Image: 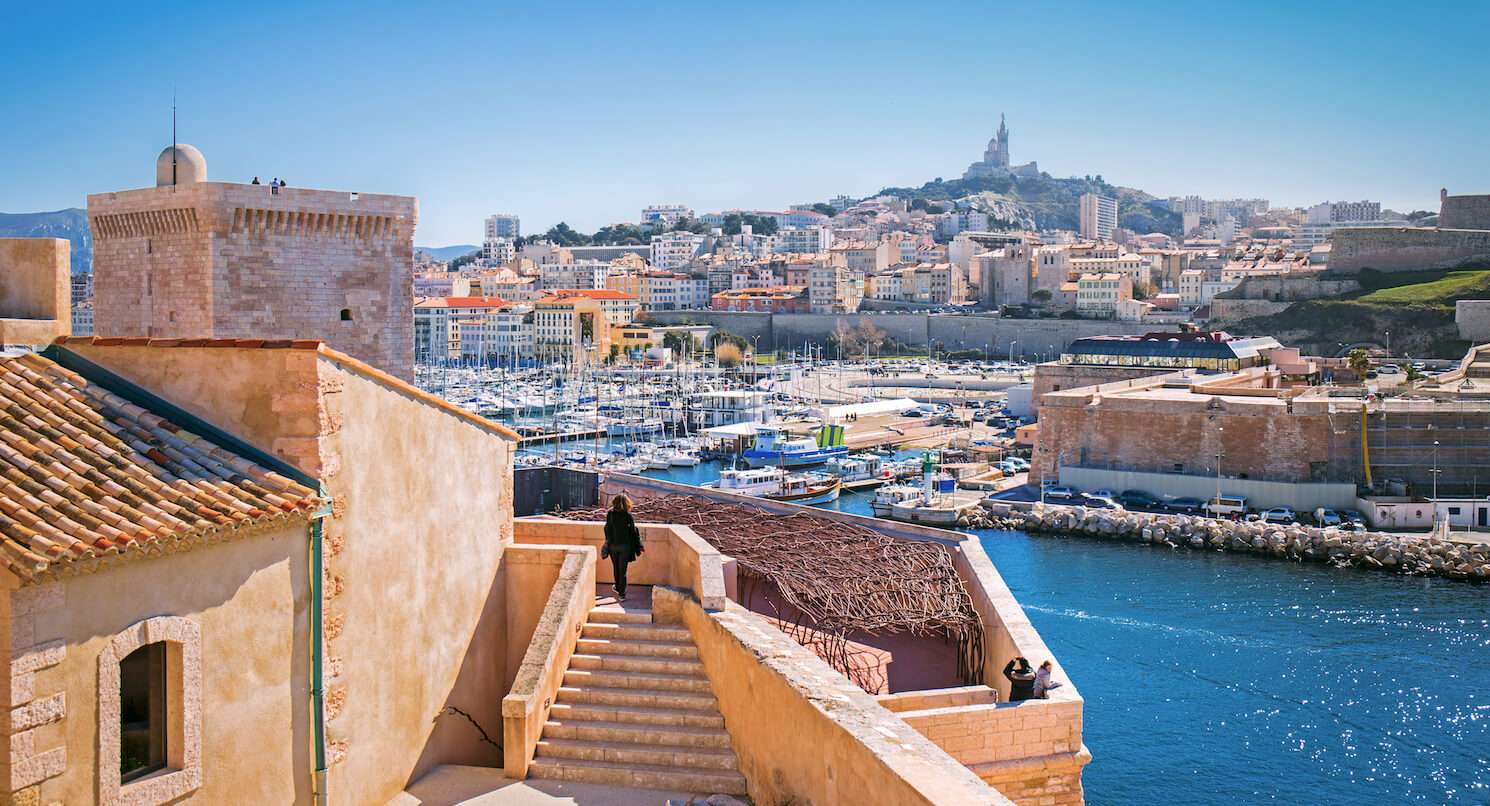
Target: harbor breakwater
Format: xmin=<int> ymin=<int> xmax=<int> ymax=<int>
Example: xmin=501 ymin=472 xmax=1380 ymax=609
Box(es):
xmin=967 ymin=502 xmax=1490 ymax=583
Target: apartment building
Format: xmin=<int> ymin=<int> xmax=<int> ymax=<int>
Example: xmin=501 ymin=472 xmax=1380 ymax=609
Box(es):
xmin=457 ymin=306 xmax=533 ymax=363
xmin=651 ymin=232 xmax=706 ymax=271
xmin=829 ymin=240 xmax=894 ymax=274
xmin=414 ymin=272 xmax=473 ymax=298
xmin=641 ymin=204 xmax=694 ymax=228
xmin=1079 ymin=193 xmax=1119 ymax=240
xmin=809 ymin=262 xmax=865 ymax=313
xmin=773 ymin=225 xmax=834 ymax=254
xmin=1075 ymin=273 xmax=1132 ymax=318
xmin=414 ymin=296 xmax=516 ymax=362
xmin=711 ymin=286 xmax=810 ymax=313
xmin=534 ymin=293 xmax=614 ymax=365
xmin=543 ymin=288 xmax=638 ymax=326
xmin=539 ymin=260 xmax=610 ymax=291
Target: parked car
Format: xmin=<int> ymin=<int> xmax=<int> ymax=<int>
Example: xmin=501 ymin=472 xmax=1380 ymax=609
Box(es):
xmin=1262 ymin=507 xmax=1298 ymax=524
xmin=1314 ymin=509 xmax=1344 ymax=527
xmin=1167 ymin=497 xmax=1206 ymax=514
xmin=1204 ymin=496 xmax=1249 ymax=518
xmin=1007 ymin=457 xmax=1030 ymax=472
xmin=1083 ymin=494 xmax=1123 ymax=510
xmin=1119 ymin=490 xmax=1162 ymax=509
xmin=1377 ymin=364 xmax=1402 ymax=375
xmin=1340 ymin=509 xmax=1367 ymax=527
xmin=1044 ymin=486 xmax=1077 ymax=501
xmin=901 ymin=409 xmax=924 ymax=417
xmin=1088 ymin=488 xmax=1117 ymax=500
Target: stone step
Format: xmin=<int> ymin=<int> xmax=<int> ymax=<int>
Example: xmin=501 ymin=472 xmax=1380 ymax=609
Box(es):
xmin=588 ymin=605 xmax=653 ymax=625
xmin=535 ymin=737 xmax=740 ymax=771
xmin=527 ymin=757 xmax=748 ymax=795
xmin=557 ymin=684 xmax=718 ymax=712
xmin=581 ymin=622 xmax=692 ymax=643
xmin=575 ymin=637 xmax=699 ymax=660
xmin=567 ymin=653 xmax=705 ymax=676
xmin=542 ymin=718 xmax=733 ymax=750
xmin=562 ymin=669 xmax=713 ymax=694
xmin=549 ymin=701 xmax=725 ymax=729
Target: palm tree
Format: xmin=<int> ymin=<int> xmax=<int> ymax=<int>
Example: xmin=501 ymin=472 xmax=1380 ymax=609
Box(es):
xmin=1347 ymin=348 xmax=1372 ymax=378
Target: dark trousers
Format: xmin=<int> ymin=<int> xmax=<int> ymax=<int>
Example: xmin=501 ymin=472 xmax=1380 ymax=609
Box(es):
xmin=610 ymin=549 xmax=633 ymax=596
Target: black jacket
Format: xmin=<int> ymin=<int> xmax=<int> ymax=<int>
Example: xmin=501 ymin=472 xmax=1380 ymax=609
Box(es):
xmin=604 ymin=510 xmax=643 ymax=556
xmin=1004 ymin=659 xmax=1036 ymax=702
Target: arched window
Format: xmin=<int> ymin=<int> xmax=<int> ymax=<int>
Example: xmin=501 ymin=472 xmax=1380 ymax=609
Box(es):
xmin=99 ymin=616 xmax=202 ymax=803
xmin=340 ymin=308 xmax=353 ymax=321
xmin=119 ymin=642 xmax=168 ymax=781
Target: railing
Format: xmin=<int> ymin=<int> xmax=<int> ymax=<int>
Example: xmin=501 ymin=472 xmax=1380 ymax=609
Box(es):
xmin=513 ymin=518 xmax=728 ymax=610
xmin=500 ymin=547 xmax=595 ymax=779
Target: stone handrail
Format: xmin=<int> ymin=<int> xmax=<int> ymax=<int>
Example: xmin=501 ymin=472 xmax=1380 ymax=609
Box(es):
xmin=500 ymin=547 xmax=594 ymax=779
xmin=657 ymin=587 xmax=1011 ymax=805
xmin=513 ymin=518 xmax=728 ymax=610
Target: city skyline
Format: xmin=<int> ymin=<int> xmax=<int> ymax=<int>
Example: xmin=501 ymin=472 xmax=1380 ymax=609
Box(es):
xmin=4 ymin=2 xmax=1489 ymax=244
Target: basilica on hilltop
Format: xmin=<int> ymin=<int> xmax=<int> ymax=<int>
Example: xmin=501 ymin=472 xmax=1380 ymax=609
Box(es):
xmin=963 ymin=113 xmax=1041 ymax=180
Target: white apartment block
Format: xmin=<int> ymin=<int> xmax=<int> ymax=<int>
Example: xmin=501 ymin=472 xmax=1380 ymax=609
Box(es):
xmin=485 ymin=213 xmax=520 ymax=239
xmin=773 ymin=225 xmax=833 ymax=255
xmin=539 ymin=260 xmax=610 ymax=291
xmin=830 ymin=241 xmax=893 ymax=274
xmin=651 ymin=232 xmax=706 ymax=271
xmin=483 ymin=236 xmax=516 ymax=264
xmin=1079 ymin=193 xmax=1118 ymax=241
xmin=479 ymin=270 xmax=541 ymax=302
xmin=71 ymin=300 xmax=94 ymax=337
xmin=642 ymin=204 xmax=694 ymax=228
xmin=458 ymin=307 xmax=533 ymax=363
xmin=1075 ymin=273 xmax=1131 ymax=318
xmin=1308 ymin=200 xmax=1382 ymax=224
xmin=414 ymin=297 xmax=521 ymax=362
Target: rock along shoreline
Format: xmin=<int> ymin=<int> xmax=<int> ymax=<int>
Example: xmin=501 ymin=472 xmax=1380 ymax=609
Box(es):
xmin=964 ymin=502 xmax=1490 ymax=584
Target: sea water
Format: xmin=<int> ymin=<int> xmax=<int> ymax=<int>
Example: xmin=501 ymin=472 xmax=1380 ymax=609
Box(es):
xmin=643 ymin=462 xmax=1490 ymax=803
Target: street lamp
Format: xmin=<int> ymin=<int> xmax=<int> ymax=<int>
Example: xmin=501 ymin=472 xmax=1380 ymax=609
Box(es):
xmin=1431 ymin=440 xmax=1441 ymax=522
xmin=1009 ymin=340 xmax=1018 ymax=364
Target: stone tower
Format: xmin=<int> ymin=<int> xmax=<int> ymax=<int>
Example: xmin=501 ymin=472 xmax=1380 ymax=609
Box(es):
xmin=984 ymin=113 xmax=1010 ymax=169
xmin=88 ymin=145 xmax=418 ymax=380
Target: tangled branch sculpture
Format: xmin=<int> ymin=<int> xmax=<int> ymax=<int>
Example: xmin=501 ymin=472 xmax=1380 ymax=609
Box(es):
xmin=560 ymin=494 xmax=984 ymax=692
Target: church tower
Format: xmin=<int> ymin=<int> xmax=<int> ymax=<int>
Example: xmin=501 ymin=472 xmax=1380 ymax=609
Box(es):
xmin=983 ymin=113 xmax=1010 ymax=168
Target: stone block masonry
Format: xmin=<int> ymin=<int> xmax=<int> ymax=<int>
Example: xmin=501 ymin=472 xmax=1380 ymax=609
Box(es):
xmin=88 ymin=182 xmax=417 ymax=380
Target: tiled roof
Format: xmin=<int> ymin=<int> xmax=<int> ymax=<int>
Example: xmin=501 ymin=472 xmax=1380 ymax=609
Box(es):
xmin=0 ymin=351 xmax=321 ymax=582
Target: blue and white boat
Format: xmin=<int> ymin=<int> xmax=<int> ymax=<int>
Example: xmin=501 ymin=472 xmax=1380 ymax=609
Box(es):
xmin=743 ymin=424 xmax=848 ymax=468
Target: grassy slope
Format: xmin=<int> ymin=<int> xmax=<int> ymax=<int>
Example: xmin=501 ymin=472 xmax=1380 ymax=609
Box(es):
xmin=1349 ymin=269 xmax=1490 ymax=305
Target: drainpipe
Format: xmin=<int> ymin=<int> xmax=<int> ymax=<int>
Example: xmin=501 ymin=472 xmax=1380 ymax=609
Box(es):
xmin=310 ymin=496 xmax=333 ymax=805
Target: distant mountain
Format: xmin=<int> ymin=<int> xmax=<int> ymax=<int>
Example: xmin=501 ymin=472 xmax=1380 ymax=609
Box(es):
xmin=876 ymin=173 xmax=1182 ymax=237
xmin=415 ymin=244 xmax=480 ymax=261
xmin=0 ymin=208 xmax=92 ymax=273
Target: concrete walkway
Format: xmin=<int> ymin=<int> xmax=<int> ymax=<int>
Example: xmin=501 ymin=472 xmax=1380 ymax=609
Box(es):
xmin=394 ymin=765 xmax=700 ymax=806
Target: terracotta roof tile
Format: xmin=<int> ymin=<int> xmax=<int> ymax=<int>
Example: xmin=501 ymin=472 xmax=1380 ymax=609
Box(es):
xmin=0 ymin=352 xmax=321 ymax=583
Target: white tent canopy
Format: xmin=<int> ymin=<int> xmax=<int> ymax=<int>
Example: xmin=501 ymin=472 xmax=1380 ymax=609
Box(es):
xmin=702 ymin=422 xmax=765 ymax=439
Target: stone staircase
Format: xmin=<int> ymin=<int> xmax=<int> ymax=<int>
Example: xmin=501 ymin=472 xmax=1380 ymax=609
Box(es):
xmin=528 ymin=590 xmax=748 ymax=795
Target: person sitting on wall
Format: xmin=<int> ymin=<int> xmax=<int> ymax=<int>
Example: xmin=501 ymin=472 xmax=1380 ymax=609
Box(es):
xmin=603 ymin=494 xmax=644 ymax=599
xmin=1034 ymin=659 xmax=1064 ymax=699
xmin=1004 ymin=656 xmax=1036 ymax=701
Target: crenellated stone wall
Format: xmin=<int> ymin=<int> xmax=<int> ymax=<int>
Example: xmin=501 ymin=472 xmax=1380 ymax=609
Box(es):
xmin=88 ymin=182 xmax=417 ymax=380
xmin=1329 ymin=226 xmax=1490 ymax=274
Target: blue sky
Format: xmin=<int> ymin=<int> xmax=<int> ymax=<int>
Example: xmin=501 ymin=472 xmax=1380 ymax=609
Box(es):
xmin=4 ymin=1 xmax=1488 ymax=245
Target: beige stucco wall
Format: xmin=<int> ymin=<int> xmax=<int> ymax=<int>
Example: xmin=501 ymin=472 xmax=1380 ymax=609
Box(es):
xmin=7 ymin=522 xmax=311 ymax=804
xmin=0 ymin=238 xmax=69 ymax=323
xmin=315 ymin=355 xmax=516 ymax=804
xmin=60 ymin=343 xmax=328 ymax=475
xmin=664 ymin=589 xmax=1010 ymax=806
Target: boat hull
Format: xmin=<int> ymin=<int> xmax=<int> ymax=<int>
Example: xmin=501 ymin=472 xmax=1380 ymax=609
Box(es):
xmin=743 ymin=445 xmax=848 ymax=468
xmin=767 ymin=479 xmax=842 ymax=506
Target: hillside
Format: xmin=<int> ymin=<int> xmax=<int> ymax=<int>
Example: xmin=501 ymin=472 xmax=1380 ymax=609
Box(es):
xmin=876 ymin=173 xmax=1182 ymax=236
xmin=415 ymin=244 xmax=480 ymax=261
xmin=0 ymin=208 xmax=91 ymax=273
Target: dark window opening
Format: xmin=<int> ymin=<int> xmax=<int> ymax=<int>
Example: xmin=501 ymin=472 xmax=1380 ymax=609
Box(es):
xmin=340 ymin=308 xmax=353 ymax=321
xmin=120 ymin=642 xmax=168 ymax=781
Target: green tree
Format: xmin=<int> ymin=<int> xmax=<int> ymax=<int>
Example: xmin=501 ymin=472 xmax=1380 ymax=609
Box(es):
xmin=1031 ymin=288 xmax=1053 ymax=305
xmin=811 ymin=203 xmax=836 ymax=216
xmin=542 ymin=222 xmax=590 ymax=246
xmin=1347 ymin=348 xmax=1372 ymax=377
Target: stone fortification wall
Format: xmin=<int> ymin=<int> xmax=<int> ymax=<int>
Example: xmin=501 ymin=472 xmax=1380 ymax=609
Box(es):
xmin=1457 ymin=300 xmax=1490 ymax=342
xmin=1440 ymin=194 xmax=1490 ymax=230
xmin=1215 ymin=273 xmax=1359 ymax=302
xmin=646 ymin=310 xmax=1149 ymax=357
xmin=978 ymin=503 xmax=1490 ymax=582
xmin=88 ymin=182 xmax=417 ymax=380
xmin=1032 ymin=387 xmax=1360 ymax=486
xmin=1208 ymin=297 xmax=1292 ymax=322
xmin=1330 ymin=227 xmax=1490 ymax=274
